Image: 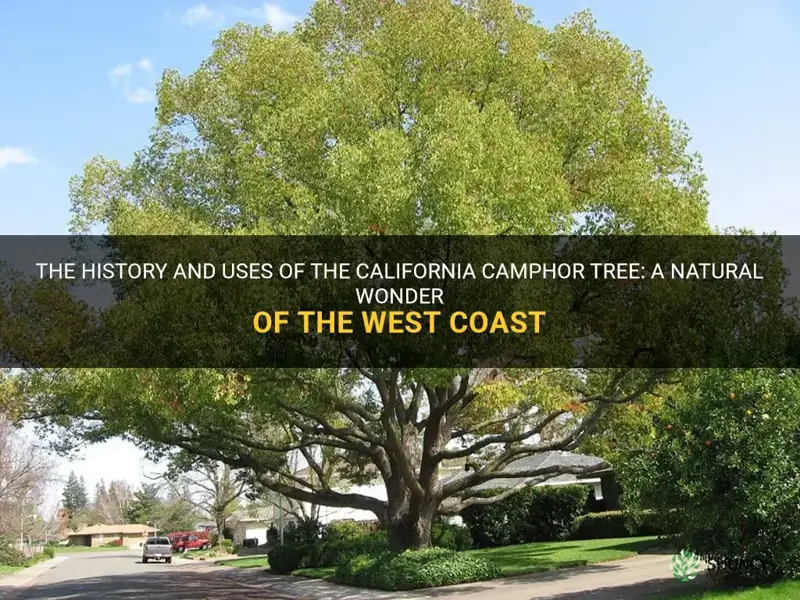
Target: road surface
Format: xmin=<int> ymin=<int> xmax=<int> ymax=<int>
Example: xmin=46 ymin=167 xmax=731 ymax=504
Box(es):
xmin=7 ymin=550 xmax=290 ymax=600
xmin=4 ymin=548 xmax=710 ymax=600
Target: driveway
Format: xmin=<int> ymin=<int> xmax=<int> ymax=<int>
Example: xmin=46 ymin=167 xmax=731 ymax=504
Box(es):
xmin=2 ymin=550 xmax=291 ymax=600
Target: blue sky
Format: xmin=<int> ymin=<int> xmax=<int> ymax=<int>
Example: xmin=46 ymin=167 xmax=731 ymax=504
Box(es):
xmin=2 ymin=0 xmax=799 ymax=498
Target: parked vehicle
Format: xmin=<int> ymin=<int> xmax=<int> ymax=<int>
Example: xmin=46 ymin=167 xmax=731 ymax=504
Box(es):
xmin=141 ymin=537 xmax=173 ymax=563
xmin=168 ymin=531 xmax=211 ymax=553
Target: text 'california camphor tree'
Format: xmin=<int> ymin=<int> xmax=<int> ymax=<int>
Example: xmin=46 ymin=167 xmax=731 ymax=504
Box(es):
xmin=5 ymin=0 xmax=790 ymax=551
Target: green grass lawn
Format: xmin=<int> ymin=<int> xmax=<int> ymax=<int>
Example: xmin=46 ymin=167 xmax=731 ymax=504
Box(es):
xmin=469 ymin=536 xmax=664 ymax=577
xmin=217 ymin=556 xmax=269 ymax=568
xmin=662 ymin=580 xmax=800 ymax=599
xmin=288 ymin=536 xmax=664 ymax=581
xmin=294 ymin=565 xmax=337 ymax=579
xmin=0 ymin=565 xmax=25 ymax=577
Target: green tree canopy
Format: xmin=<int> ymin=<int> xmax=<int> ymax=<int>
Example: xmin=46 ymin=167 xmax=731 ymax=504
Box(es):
xmin=13 ymin=0 xmax=733 ymax=551
xmin=619 ymin=369 xmax=800 ymax=585
xmin=71 ymin=0 xmax=708 ymax=236
xmin=61 ymin=471 xmax=88 ymax=515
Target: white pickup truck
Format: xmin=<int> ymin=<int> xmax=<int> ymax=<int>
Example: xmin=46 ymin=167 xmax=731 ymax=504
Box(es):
xmin=141 ymin=537 xmax=173 ymax=563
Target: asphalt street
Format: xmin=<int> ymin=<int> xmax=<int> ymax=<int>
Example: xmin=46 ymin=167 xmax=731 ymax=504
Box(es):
xmin=2 ymin=549 xmax=710 ymax=600
xmin=7 ymin=550 xmax=291 ymax=600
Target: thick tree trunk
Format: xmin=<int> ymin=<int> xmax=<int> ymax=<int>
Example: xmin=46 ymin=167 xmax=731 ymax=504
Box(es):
xmin=385 ymin=499 xmax=438 ymax=551
xmin=387 ymin=514 xmax=434 ymax=551
xmin=215 ymin=516 xmax=226 ymax=541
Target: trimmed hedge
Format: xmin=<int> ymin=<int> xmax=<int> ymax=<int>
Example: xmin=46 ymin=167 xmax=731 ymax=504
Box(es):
xmin=303 ymin=530 xmax=389 ymax=569
xmin=268 ymin=543 xmax=311 ymax=574
xmin=462 ymin=485 xmax=589 ymax=548
xmin=570 ymin=510 xmax=670 ymax=540
xmin=432 ymin=522 xmax=473 ymax=551
xmin=334 ymin=547 xmax=501 ymax=591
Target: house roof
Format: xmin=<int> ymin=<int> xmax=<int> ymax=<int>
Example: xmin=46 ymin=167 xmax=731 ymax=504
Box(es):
xmin=68 ymin=523 xmax=152 ymax=536
xmin=288 ymin=450 xmax=605 ymax=495
xmin=444 ymin=451 xmax=605 ymax=492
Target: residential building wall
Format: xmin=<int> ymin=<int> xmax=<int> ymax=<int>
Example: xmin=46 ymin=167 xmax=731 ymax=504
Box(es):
xmin=122 ymin=533 xmax=147 ymax=549
xmin=69 ymin=532 xmax=147 ymax=548
xmin=233 ymin=520 xmax=272 ymax=545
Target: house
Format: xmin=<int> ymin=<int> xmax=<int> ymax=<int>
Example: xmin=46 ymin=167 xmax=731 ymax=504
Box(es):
xmin=441 ymin=451 xmax=613 ymax=525
xmin=578 ymin=467 xmax=622 ymax=513
xmin=231 ymin=517 xmax=273 ymax=546
xmin=230 ymin=505 xmax=281 ymax=546
xmin=287 ymin=451 xmax=612 ymax=526
xmin=66 ymin=524 xmax=154 ymax=549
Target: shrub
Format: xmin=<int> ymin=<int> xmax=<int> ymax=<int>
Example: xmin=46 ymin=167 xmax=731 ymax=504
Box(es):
xmin=268 ymin=543 xmax=311 ymax=574
xmin=303 ymin=530 xmax=388 ymax=569
xmin=324 ymin=521 xmax=370 ymax=541
xmin=569 ymin=510 xmax=671 ymax=540
xmin=431 ymin=522 xmax=473 ymax=551
xmin=462 ymin=484 xmax=589 ymax=548
xmin=283 ymin=517 xmax=323 ymax=546
xmin=101 ymin=538 xmax=123 ymax=547
xmin=334 ymin=547 xmax=502 ymax=591
xmin=0 ymin=541 xmax=27 ymax=567
xmin=43 ymin=546 xmax=55 ymax=559
xmin=571 ymin=511 xmax=629 ymax=539
xmin=618 ymin=369 xmax=800 ymax=586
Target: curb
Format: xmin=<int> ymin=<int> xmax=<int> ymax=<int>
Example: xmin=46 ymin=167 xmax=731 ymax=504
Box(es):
xmin=0 ymin=556 xmax=68 ymax=591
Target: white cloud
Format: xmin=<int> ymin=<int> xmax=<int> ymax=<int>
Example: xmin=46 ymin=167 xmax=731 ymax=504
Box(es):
xmin=109 ymin=58 xmax=155 ymax=104
xmin=110 ymin=63 xmax=132 ymax=79
xmin=262 ymin=3 xmax=297 ymax=31
xmin=238 ymin=3 xmax=298 ymax=31
xmin=182 ymin=3 xmax=298 ymax=31
xmin=125 ymin=87 xmax=155 ymax=104
xmin=181 ymin=3 xmax=224 ymax=27
xmin=0 ymin=146 xmax=37 ymax=170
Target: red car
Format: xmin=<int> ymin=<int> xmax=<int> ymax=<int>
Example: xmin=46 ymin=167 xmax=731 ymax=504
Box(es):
xmin=168 ymin=531 xmax=211 ymax=552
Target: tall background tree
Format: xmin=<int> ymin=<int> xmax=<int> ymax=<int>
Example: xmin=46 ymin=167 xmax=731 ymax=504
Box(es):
xmin=10 ymin=0 xmax=783 ymax=551
xmin=123 ymin=483 xmax=199 ymax=533
xmin=0 ymin=414 xmax=56 ymax=540
xmin=151 ymin=457 xmax=248 ymax=539
xmin=92 ymin=479 xmax=134 ymax=525
xmin=61 ymin=471 xmax=88 ymax=517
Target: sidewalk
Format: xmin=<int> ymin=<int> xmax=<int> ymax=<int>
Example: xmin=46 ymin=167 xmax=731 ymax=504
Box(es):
xmin=0 ymin=556 xmax=68 ymax=591
xmin=208 ymin=554 xmax=710 ymax=600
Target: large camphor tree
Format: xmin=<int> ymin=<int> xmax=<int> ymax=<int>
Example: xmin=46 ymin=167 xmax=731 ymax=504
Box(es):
xmin=7 ymin=0 xmax=728 ymax=550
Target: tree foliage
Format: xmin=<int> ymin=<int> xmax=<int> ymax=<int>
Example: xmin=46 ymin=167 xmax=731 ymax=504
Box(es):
xmin=123 ymin=482 xmax=200 ymax=533
xmin=71 ymin=0 xmax=708 ymax=236
xmin=61 ymin=472 xmax=88 ymax=515
xmin=154 ymin=454 xmax=249 ymax=537
xmin=92 ymin=479 xmax=135 ymax=525
xmin=9 ymin=0 xmax=738 ymax=551
xmin=619 ymin=369 xmax=800 ymax=586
